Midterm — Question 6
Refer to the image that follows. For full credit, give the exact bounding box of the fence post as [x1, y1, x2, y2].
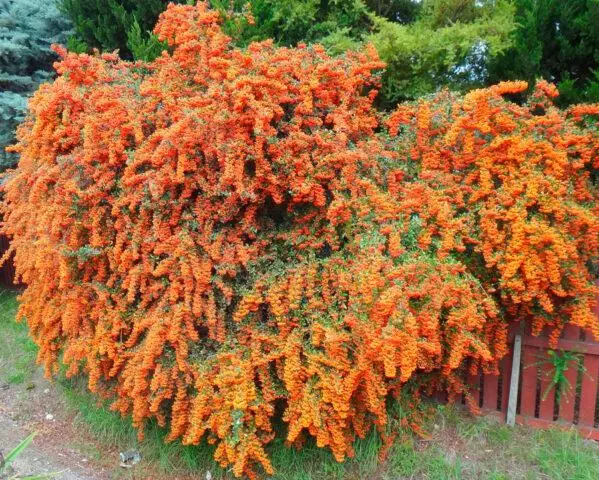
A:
[506, 333, 522, 427]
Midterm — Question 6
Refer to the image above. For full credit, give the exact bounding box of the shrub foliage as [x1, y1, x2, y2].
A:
[489, 0, 599, 105]
[2, 2, 598, 478]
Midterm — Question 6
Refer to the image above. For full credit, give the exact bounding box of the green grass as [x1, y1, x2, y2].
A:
[533, 429, 599, 480]
[59, 376, 226, 478]
[0, 289, 37, 385]
[1, 287, 599, 479]
[428, 404, 599, 480]
[386, 439, 463, 480]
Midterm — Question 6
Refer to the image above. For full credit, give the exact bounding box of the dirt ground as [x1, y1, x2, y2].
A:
[0, 370, 111, 480]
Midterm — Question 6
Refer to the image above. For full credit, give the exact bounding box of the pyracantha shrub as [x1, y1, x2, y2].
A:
[2, 2, 598, 478]
[386, 81, 599, 344]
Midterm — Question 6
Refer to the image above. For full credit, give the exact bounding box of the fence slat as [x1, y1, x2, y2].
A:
[562, 324, 581, 341]
[467, 369, 481, 407]
[558, 358, 578, 423]
[579, 354, 599, 427]
[520, 346, 538, 417]
[483, 373, 499, 411]
[0, 234, 16, 287]
[500, 351, 513, 413]
[539, 354, 555, 421]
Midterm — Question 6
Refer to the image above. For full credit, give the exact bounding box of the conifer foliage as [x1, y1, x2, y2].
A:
[0, 0, 71, 169]
[59, 0, 183, 60]
[2, 2, 598, 478]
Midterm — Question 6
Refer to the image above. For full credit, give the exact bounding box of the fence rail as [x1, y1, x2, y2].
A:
[470, 323, 599, 440]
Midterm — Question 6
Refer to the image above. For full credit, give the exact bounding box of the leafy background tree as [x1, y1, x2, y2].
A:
[214, 0, 516, 106]
[59, 0, 516, 106]
[205, 0, 373, 49]
[0, 0, 71, 170]
[367, 0, 515, 106]
[489, 0, 599, 104]
[365, 0, 422, 23]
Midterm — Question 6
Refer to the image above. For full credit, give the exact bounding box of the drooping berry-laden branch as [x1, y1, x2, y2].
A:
[2, 2, 597, 478]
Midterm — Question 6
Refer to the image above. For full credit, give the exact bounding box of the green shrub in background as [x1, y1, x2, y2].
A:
[0, 0, 71, 171]
[214, 0, 516, 107]
[59, 0, 188, 60]
[365, 0, 422, 23]
[212, 0, 372, 48]
[489, 0, 599, 105]
[366, 0, 516, 107]
[59, 0, 516, 106]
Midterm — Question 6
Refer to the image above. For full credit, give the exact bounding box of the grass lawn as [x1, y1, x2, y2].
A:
[1, 288, 598, 479]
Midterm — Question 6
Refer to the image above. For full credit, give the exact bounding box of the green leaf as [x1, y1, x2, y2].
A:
[3, 432, 36, 469]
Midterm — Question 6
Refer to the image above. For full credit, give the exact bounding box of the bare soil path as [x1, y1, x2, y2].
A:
[0, 370, 110, 480]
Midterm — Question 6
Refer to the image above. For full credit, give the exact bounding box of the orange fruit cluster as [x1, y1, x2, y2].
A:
[386, 82, 599, 342]
[2, 2, 597, 478]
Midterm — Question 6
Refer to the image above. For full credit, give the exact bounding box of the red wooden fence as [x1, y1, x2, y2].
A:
[469, 323, 599, 440]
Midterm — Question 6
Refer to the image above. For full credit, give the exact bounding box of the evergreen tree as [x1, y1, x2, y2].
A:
[212, 0, 372, 48]
[60, 0, 516, 106]
[0, 0, 71, 170]
[59, 0, 187, 60]
[368, 0, 515, 107]
[365, 0, 422, 23]
[490, 0, 599, 104]
[218, 0, 515, 106]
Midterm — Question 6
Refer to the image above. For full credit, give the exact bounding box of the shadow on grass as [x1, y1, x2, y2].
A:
[58, 375, 402, 480]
